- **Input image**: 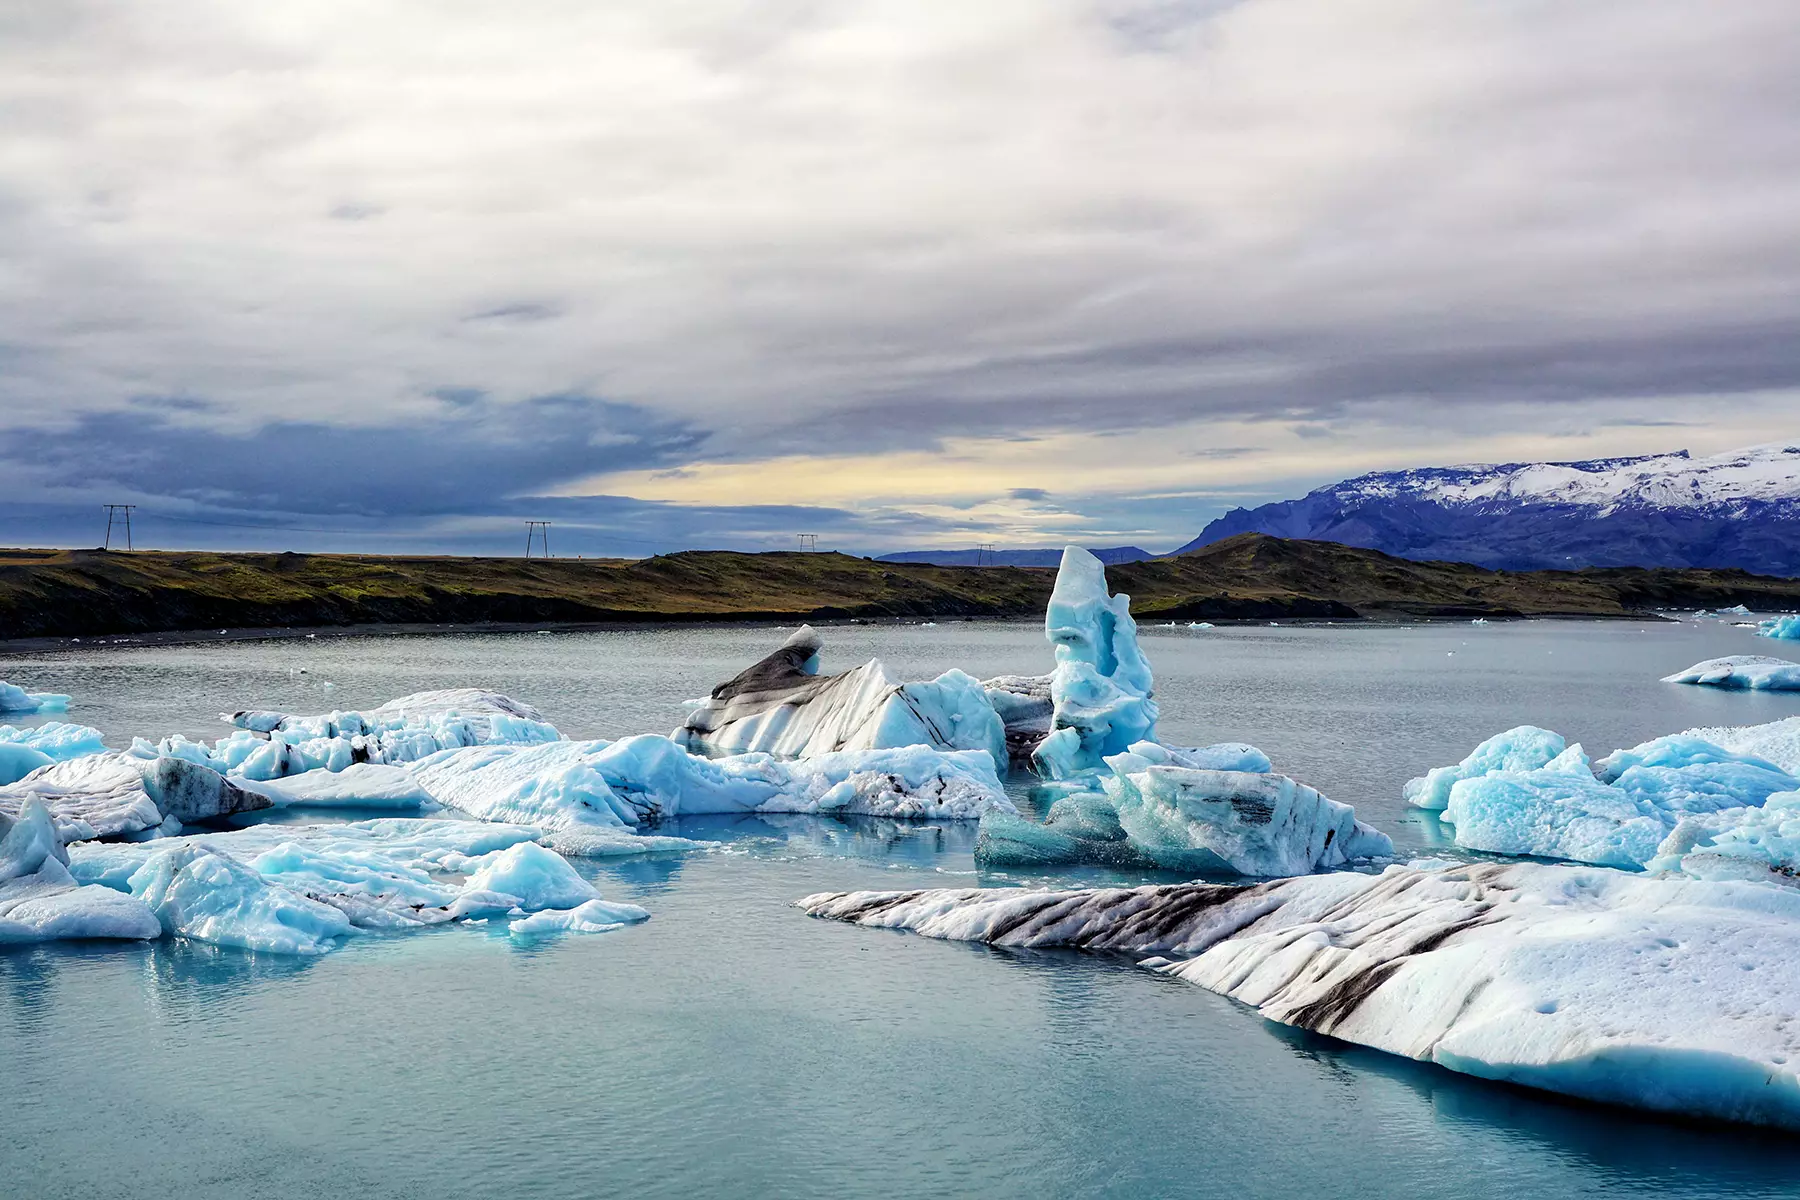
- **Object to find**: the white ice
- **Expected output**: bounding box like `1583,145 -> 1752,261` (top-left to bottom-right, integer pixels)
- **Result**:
1408,727 -> 1800,868
462,842 -> 602,911
1663,655 -> 1800,690
0,682 -> 70,714
508,897 -> 650,937
239,763 -> 438,810
799,860 -> 1800,1131
1648,791 -> 1800,886
0,799 -> 161,944
1032,547 -> 1157,779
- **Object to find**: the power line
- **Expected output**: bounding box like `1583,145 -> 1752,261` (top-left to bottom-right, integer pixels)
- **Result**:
796,533 -> 818,552
524,521 -> 552,558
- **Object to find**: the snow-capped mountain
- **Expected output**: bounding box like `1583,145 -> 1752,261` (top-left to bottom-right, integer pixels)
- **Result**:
1179,443 -> 1800,575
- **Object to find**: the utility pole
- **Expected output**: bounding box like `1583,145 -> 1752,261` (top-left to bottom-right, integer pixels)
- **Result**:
796,533 -> 818,552
524,521 -> 551,558
976,543 -> 996,567
103,504 -> 135,551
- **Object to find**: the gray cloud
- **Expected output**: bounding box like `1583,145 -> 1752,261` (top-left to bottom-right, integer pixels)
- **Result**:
1,0 -> 1797,549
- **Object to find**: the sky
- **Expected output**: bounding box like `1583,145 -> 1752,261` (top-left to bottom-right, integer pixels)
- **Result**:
3,0 -> 1799,558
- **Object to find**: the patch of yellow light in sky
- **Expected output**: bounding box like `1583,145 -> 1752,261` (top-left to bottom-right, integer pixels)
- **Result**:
558,403 -> 1789,511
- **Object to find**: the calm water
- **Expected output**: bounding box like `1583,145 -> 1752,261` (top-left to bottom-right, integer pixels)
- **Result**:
5,617 -> 1800,1199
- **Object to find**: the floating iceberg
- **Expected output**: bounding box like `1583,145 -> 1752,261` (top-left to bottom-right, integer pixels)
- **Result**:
1409,728 -> 1800,868
239,763 -> 438,810
977,742 -> 1389,876
0,799 -> 161,945
127,844 -> 354,955
799,861 -> 1800,1131
1759,614 -> 1800,640
0,722 -> 108,762
0,754 -> 269,842
508,897 -> 650,937
673,626 -> 1007,768
463,842 -> 601,911
1720,604 -> 1752,616
135,689 -> 566,783
1648,791 -> 1800,886
0,682 -> 70,714
1031,547 -> 1157,780
245,841 -> 464,927
1663,655 -> 1800,690
409,735 -> 1012,853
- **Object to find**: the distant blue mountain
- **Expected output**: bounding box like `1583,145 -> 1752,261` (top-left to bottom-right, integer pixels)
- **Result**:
1177,444 -> 1800,576
879,546 -> 1153,568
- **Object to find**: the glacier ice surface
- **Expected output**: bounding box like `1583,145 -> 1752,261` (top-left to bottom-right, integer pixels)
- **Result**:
1663,655 -> 1800,690
799,860 -> 1800,1131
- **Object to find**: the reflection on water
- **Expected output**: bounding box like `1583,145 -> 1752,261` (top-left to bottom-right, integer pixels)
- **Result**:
5,619 -> 1800,1199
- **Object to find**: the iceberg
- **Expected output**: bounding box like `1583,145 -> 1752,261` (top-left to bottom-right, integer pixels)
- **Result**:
135,689 -> 566,783
977,741 -> 1389,876
1720,604 -> 1752,616
245,841 -> 464,928
1663,655 -> 1800,690
127,844 -> 353,955
1410,730 -> 1800,868
0,743 -> 52,786
1031,547 -> 1158,779
1758,614 -> 1800,640
0,754 -> 269,841
409,736 -> 1012,852
673,626 -> 1007,768
508,898 -> 650,937
462,842 -> 601,911
0,800 -> 161,945
979,674 -> 1054,764
1682,714 -> 1800,775
0,721 -> 108,762
0,682 -> 70,714
799,860 -> 1800,1131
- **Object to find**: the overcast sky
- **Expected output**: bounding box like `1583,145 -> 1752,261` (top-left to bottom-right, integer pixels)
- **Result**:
3,0 -> 1799,556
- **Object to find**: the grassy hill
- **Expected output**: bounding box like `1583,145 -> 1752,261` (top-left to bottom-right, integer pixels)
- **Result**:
1,534 -> 1796,641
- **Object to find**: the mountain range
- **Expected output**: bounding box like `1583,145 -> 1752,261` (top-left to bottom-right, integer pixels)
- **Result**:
1181,443 -> 1800,575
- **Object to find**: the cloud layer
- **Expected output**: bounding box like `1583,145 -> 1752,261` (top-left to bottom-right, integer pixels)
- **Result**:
3,0 -> 1798,553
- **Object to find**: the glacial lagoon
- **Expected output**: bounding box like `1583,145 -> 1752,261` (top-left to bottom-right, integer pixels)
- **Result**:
6,616 -> 1800,1199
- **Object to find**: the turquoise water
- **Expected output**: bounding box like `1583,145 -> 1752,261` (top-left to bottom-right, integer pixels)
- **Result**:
5,618 -> 1800,1198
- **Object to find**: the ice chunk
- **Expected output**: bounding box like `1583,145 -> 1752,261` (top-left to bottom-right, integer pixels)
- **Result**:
67,817 -> 546,890
1758,614 -> 1800,640
0,756 -> 166,840
239,763 -> 437,810
1031,548 -> 1157,779
0,682 -> 70,714
1664,655 -> 1800,690
1681,714 -> 1800,775
128,845 -> 352,955
0,801 -> 161,944
1648,792 -> 1800,886
509,897 -> 650,937
1720,604 -> 1752,616
412,737 -> 1013,837
0,722 -> 108,762
0,743 -> 53,786
799,861 -> 1800,1131
977,741 -> 1387,876
674,626 -> 1007,768
462,842 -> 600,911
1418,730 -> 1800,868
1403,725 -> 1566,812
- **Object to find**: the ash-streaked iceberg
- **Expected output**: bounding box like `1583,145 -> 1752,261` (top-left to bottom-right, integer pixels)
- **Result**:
799,861 -> 1800,1131
1031,547 -> 1157,780
977,741 -> 1389,877
1663,655 -> 1800,690
0,799 -> 161,945
1408,728 -> 1800,868
0,682 -> 70,714
673,626 -> 1007,768
0,754 -> 269,841
1759,614 -> 1800,640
